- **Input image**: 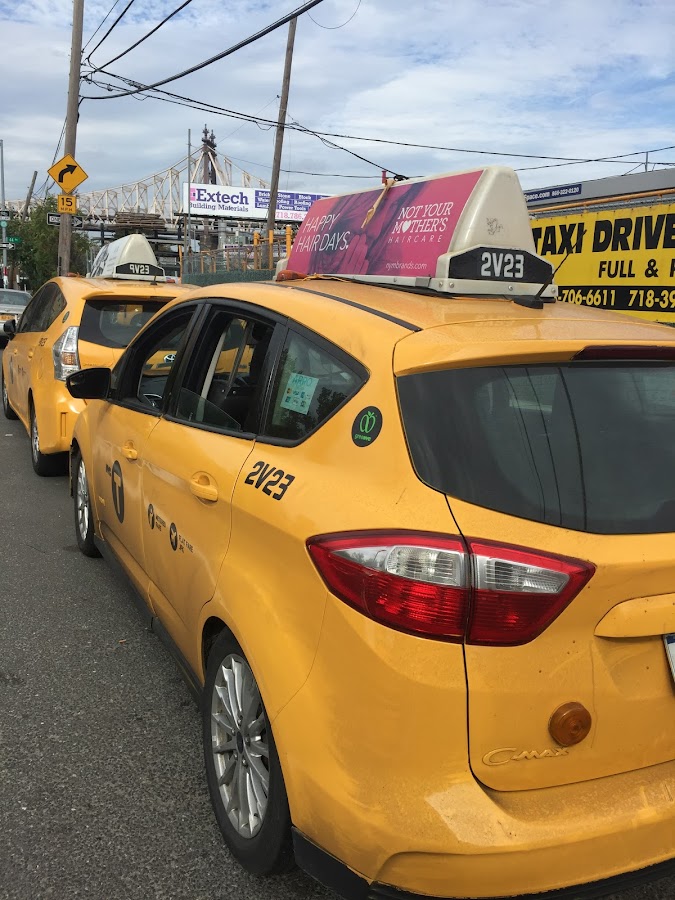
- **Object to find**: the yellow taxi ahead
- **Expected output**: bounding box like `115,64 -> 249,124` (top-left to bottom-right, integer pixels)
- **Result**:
65,168 -> 675,899
1,234 -> 193,475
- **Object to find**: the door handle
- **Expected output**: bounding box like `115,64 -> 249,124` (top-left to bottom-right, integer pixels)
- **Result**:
27,351 -> 34,360
189,473 -> 218,502
122,441 -> 138,460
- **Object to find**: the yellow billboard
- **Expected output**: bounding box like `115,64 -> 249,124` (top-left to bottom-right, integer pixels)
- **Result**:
531,201 -> 675,322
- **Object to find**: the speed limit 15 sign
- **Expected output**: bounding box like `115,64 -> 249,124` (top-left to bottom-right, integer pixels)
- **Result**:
57,194 -> 78,215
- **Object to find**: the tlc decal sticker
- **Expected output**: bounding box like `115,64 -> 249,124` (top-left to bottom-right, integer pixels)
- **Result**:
244,461 -> 295,500
352,407 -> 383,447
111,460 -> 124,522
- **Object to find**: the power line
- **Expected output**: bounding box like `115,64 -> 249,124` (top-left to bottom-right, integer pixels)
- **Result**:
82,0 -> 123,54
287,115 -> 404,177
84,0 -> 137,64
82,73 -> 675,173
308,0 -> 362,29
85,0 -> 195,74
83,0 -> 328,100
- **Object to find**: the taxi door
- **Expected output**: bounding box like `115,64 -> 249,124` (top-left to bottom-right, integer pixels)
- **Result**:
92,305 -> 199,597
139,309 -> 281,663
6,284 -> 59,423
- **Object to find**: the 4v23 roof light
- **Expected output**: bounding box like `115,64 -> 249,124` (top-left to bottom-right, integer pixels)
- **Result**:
307,531 -> 594,646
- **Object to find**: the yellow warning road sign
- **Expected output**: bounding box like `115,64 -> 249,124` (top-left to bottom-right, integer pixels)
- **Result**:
48,154 -> 88,194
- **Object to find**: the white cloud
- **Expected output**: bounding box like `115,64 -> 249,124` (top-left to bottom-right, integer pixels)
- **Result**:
1,0 -> 674,204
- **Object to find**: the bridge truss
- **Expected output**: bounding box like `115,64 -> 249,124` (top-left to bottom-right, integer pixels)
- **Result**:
7,135 -> 270,225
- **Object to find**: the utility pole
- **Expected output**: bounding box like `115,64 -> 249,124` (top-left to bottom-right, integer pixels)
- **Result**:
57,0 -> 85,276
265,17 -> 297,268
0,139 -> 7,285
22,171 -> 38,222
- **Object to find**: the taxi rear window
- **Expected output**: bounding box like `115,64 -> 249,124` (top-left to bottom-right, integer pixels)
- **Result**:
79,298 -> 169,349
398,363 -> 675,534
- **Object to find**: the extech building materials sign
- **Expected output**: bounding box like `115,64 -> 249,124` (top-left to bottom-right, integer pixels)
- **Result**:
183,183 -> 329,222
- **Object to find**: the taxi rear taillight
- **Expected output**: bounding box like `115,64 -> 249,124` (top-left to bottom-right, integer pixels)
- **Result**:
307,532 -> 594,645
53,327 -> 81,381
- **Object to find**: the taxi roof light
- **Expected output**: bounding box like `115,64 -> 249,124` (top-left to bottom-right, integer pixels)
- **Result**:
308,532 -> 594,646
282,166 -> 557,300
87,234 -> 167,282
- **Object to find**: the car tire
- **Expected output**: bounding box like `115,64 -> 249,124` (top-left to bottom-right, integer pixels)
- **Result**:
73,451 -> 101,558
30,403 -> 66,476
1,367 -> 18,420
202,631 -> 294,876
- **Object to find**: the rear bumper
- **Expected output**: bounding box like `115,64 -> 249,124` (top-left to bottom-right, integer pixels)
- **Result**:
284,725 -> 675,899
277,597 -> 675,898
36,384 -> 84,454
293,829 -> 675,900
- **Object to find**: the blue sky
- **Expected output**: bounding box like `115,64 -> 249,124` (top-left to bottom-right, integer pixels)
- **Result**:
1,0 -> 674,204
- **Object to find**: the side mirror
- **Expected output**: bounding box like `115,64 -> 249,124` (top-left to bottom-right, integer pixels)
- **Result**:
3,319 -> 16,339
67,367 -> 111,400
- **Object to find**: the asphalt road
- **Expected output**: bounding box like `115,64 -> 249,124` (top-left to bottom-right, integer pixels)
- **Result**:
0,352 -> 334,900
0,348 -> 673,900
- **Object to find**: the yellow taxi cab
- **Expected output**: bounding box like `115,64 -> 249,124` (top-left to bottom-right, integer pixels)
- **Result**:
65,167 -> 675,899
1,234 -> 193,475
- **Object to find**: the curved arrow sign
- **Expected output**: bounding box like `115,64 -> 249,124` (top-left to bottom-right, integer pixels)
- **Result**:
48,154 -> 88,195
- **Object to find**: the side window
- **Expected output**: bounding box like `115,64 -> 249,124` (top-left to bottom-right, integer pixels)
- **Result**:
17,284 -> 56,333
116,308 -> 195,411
174,311 -> 275,434
34,287 -> 67,332
262,330 -> 364,442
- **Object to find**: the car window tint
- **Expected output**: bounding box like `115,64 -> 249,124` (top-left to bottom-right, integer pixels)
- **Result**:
175,313 -> 274,433
79,298 -> 169,348
262,330 -> 363,442
34,288 -> 66,332
397,363 -> 675,535
0,290 -> 31,308
18,284 -> 56,332
116,309 -> 195,412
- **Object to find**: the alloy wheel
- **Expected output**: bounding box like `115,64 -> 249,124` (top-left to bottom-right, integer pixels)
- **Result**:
210,654 -> 270,839
76,460 -> 90,541
31,411 -> 40,463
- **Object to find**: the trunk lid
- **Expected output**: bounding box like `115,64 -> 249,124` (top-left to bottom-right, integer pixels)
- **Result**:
395,324 -> 675,791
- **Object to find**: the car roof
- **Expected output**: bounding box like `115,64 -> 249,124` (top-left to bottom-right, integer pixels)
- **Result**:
50,274 -> 194,302
162,277 -> 675,374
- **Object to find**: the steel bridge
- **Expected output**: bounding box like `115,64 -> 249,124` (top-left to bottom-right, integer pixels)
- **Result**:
7,128 -> 270,225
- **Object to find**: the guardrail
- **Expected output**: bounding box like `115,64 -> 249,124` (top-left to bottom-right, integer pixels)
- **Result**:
181,227 -> 294,277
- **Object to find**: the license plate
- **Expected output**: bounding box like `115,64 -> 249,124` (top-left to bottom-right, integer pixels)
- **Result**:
665,634 -> 675,682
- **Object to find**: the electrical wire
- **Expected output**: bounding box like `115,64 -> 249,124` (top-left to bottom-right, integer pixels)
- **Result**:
82,0 -> 123,54
287,115 -> 404,177
308,0 -> 361,29
82,73 -> 675,170
85,0 -> 195,74
83,0 -> 328,100
84,0 -> 137,64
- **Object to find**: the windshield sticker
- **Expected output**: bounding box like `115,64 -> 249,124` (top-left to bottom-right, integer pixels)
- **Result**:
280,372 -> 318,415
352,407 -> 383,447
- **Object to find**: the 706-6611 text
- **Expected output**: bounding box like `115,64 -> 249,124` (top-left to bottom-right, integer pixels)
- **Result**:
559,286 -> 675,313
